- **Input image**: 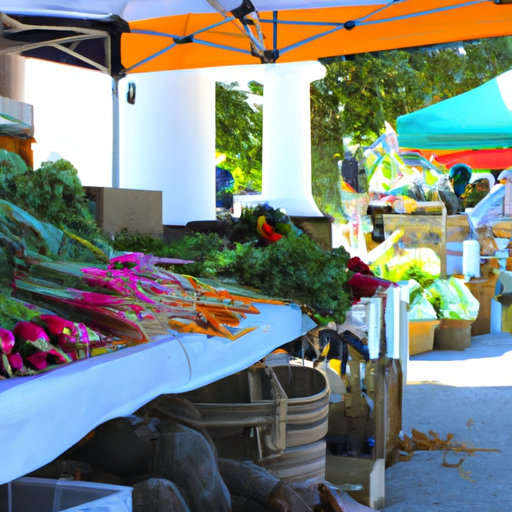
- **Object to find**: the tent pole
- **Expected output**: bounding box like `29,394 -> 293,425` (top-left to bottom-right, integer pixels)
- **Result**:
112,76 -> 120,188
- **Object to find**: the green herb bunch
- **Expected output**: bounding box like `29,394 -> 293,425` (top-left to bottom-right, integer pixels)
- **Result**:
0,153 -> 102,242
402,263 -> 437,289
163,232 -> 236,277
229,232 -> 352,323
426,289 -> 443,318
112,228 -> 166,255
112,227 -> 353,324
0,292 -> 41,331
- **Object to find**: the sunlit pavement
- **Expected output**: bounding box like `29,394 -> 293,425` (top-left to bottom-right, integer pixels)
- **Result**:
382,332 -> 512,511
406,332 -> 512,387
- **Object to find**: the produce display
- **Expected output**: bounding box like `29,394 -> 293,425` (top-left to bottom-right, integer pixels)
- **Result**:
2,249 -> 286,378
0,151 -> 364,379
0,153 -> 294,378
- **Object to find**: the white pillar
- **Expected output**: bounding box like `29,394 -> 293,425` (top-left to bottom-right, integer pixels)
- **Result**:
120,69 -> 216,226
261,62 -> 326,217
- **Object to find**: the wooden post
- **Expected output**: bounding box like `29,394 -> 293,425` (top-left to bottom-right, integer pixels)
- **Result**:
0,55 -> 33,167
0,55 -> 25,101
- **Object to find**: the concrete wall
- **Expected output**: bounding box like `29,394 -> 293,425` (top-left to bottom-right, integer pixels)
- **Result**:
25,59 -> 113,185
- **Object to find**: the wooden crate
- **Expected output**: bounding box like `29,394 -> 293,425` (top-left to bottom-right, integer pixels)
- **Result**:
382,202 -> 447,278
0,134 -> 34,168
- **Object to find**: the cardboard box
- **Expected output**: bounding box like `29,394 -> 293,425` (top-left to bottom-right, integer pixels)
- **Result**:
84,186 -> 163,238
433,319 -> 473,350
446,215 -> 471,243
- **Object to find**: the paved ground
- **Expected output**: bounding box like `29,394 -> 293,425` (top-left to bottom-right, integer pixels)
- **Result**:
382,332 -> 512,512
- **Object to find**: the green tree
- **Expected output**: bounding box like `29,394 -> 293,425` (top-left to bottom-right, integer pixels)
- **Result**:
309,67 -> 345,215
215,81 -> 263,193
318,36 -> 512,147
214,37 -> 512,215
309,36 -> 512,213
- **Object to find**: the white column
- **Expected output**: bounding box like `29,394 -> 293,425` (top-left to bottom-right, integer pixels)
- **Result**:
120,69 -> 216,226
261,62 -> 326,217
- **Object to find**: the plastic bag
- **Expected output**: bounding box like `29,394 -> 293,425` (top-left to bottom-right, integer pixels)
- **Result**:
446,277 -> 480,320
370,248 -> 441,284
461,178 -> 490,209
435,174 -> 454,193
340,179 -> 369,221
392,197 -> 420,214
363,125 -> 411,194
404,278 -> 422,303
425,176 -> 460,215
468,183 -> 505,228
425,277 -> 479,320
388,173 -> 427,202
409,292 -> 438,320
423,165 -> 445,187
364,149 -> 413,194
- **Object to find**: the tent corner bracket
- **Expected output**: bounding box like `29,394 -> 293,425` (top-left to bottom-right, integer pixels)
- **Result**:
231,0 -> 255,19
173,35 -> 194,45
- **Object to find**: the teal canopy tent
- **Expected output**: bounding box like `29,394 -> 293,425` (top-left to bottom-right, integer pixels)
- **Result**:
397,70 -> 512,152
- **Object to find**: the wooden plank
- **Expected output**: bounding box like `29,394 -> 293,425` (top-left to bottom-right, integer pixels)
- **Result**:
466,272 -> 499,336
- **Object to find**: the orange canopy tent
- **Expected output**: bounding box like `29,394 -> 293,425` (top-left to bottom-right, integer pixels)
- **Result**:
2,1 -> 512,187
1,1 -> 512,76
121,0 -> 512,73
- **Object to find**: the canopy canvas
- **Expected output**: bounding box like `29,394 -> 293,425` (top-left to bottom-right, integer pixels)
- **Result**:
0,1 -> 512,76
434,148 -> 512,170
397,70 -> 512,153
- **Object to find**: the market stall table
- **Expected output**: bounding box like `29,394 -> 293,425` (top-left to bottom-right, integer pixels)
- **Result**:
0,302 -> 311,485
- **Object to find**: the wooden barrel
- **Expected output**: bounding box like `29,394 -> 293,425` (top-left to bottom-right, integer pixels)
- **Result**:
179,363 -> 329,483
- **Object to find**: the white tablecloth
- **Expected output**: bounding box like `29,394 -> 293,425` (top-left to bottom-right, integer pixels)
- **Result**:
0,302 -> 312,484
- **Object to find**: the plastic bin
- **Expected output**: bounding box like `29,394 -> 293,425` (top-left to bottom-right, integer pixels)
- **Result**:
409,320 -> 440,356
0,477 -> 132,512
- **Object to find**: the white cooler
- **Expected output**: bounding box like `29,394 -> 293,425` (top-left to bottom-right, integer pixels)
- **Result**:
0,477 -> 132,512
